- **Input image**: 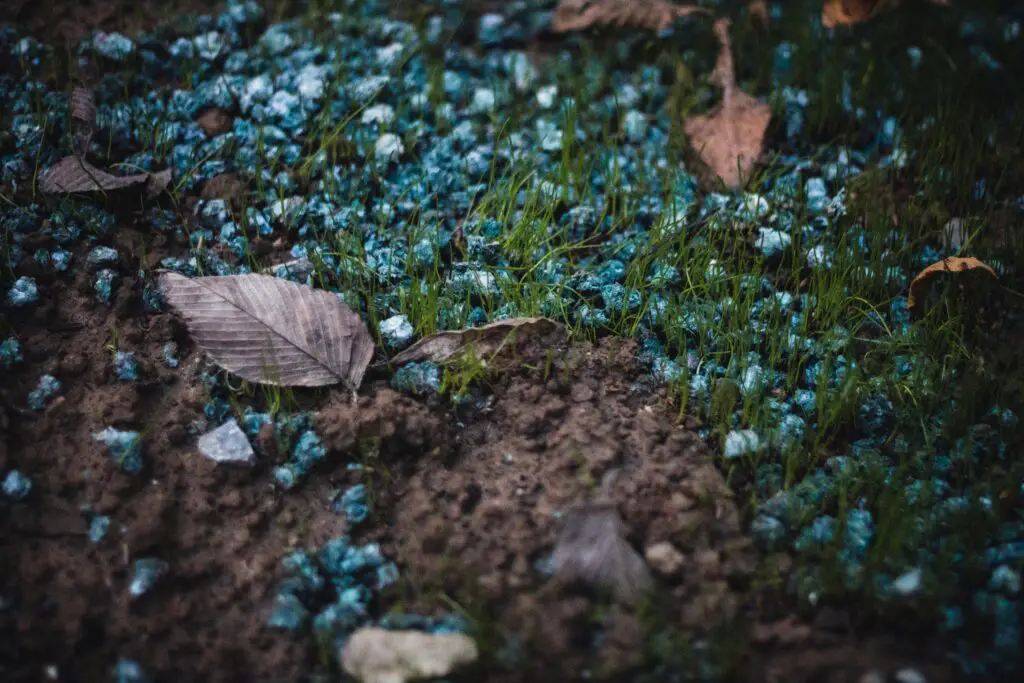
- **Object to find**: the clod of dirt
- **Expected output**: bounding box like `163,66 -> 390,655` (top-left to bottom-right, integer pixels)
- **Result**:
340,627 -> 479,683
644,541 -> 685,577
196,107 -> 234,137
386,338 -> 757,679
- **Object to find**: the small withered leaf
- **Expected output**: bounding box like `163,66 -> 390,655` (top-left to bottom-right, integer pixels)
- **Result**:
40,155 -> 152,194
907,256 -> 999,315
41,88 -> 173,197
822,0 -> 949,28
159,272 -> 375,390
684,18 -> 770,189
70,87 -> 96,156
552,0 -> 710,34
551,501 -> 653,604
550,469 -> 652,604
389,317 -> 564,367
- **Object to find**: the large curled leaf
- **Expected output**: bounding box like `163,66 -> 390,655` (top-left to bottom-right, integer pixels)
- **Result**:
160,272 -> 374,389
552,0 -> 709,33
684,18 -> 770,189
389,317 -> 564,366
907,256 -> 999,315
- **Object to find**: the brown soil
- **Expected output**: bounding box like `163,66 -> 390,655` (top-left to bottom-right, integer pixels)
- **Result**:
0,271 -> 964,683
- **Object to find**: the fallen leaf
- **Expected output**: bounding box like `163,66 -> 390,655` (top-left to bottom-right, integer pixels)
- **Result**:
552,0 -> 710,33
70,87 -> 95,155
822,0 -> 949,28
389,317 -> 563,366
159,272 -> 374,389
907,256 -> 999,314
41,88 -> 173,198
39,156 -> 172,199
749,0 -> 769,26
683,18 -> 771,189
551,470 -> 653,604
821,0 -> 890,27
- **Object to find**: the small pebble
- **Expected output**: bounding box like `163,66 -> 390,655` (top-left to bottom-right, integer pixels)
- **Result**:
892,568 -> 923,596
644,542 -> 685,576
723,429 -> 762,459
894,669 -> 927,683
197,419 -> 256,466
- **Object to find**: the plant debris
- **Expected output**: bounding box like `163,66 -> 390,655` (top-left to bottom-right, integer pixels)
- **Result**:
388,317 -> 564,366
551,0 -> 710,33
907,256 -> 999,314
683,18 -> 771,189
550,470 -> 653,604
821,0 -> 949,28
39,88 -> 172,198
159,272 -> 374,389
40,156 -> 172,198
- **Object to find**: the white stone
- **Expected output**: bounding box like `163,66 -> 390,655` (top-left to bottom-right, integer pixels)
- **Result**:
894,669 -> 927,683
197,419 -> 255,466
341,627 -> 478,683
374,134 -> 404,164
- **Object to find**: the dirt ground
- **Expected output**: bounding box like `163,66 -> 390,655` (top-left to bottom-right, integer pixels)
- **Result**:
0,1 -> 981,682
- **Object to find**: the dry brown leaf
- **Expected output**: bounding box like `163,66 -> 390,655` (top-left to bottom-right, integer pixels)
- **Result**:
41,88 -> 173,198
552,0 -> 710,33
389,317 -> 563,366
550,470 -> 653,604
822,0 -> 889,27
40,156 -> 172,199
159,272 -> 374,389
907,256 -> 999,314
822,0 -> 949,28
749,0 -> 769,27
683,18 -> 771,189
70,87 -> 95,156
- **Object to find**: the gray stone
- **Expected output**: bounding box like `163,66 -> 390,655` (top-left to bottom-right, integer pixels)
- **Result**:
198,419 -> 255,466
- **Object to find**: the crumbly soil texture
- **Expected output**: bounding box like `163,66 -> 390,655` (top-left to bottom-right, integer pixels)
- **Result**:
1,281 -> 961,683
0,2 -> 991,683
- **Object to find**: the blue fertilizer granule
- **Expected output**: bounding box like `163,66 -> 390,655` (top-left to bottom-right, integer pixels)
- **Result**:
335,484 -> 369,524
27,374 -> 61,410
162,342 -> 180,368
89,515 -> 111,543
0,337 -> 22,368
2,470 -> 32,500
93,428 -> 144,475
114,351 -> 139,381
6,276 -> 38,306
129,558 -> 168,597
112,657 -> 151,683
